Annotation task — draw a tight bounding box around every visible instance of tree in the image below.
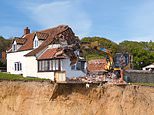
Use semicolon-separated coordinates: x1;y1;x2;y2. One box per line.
0;36;12;52
0;36;12;67
119;41;154;69
81;37;119;60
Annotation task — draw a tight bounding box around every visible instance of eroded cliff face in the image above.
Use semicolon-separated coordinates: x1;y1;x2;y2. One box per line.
0;81;154;115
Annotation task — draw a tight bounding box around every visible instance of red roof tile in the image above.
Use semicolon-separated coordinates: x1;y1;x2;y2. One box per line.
87;59;107;72
18;33;35;51
35;32;48;40
8;25;73;54
38;48;58;60
25;25;70;56
15;38;27;45
38;48;66;60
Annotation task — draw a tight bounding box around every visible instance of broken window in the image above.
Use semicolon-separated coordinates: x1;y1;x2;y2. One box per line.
71;61;85;71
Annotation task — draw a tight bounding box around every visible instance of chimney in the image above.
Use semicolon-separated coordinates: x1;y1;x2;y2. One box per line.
24;27;30;35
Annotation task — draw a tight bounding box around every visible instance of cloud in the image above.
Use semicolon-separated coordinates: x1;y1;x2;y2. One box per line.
23;0;92;38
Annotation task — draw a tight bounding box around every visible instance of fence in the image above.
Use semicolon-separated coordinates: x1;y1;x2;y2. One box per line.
0;67;7;72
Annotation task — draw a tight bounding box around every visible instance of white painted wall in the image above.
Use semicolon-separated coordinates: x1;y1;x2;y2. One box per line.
22;56;37;77
38;40;43;47
23;57;85;80
62;59;86;78
23;56;55;80
7;50;85;81
7;50;32;75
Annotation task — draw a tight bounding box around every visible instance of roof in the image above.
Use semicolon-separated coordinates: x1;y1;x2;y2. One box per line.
25;25;71;56
37;48;66;60
12;37;27;45
8;25;75;55
35;32;48;40
18;33;35;51
142;63;154;69
87;59;107;73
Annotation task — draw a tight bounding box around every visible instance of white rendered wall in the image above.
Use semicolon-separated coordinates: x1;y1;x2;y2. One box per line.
23;56;55;80
37;72;54;81
7;50;85;80
22;56;37;77
62;59;86;78
7;50;32;75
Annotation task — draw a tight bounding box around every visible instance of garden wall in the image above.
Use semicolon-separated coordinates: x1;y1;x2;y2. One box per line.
125;70;154;83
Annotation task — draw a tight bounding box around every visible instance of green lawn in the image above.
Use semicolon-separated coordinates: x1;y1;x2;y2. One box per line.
0;72;50;81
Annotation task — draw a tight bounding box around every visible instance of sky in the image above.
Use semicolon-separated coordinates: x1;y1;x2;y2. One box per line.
0;0;154;43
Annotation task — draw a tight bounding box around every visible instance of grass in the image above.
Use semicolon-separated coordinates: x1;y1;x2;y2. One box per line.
130;82;154;87
0;72;50;81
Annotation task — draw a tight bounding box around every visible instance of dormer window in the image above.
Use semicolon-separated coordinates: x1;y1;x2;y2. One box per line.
12;41;17;52
33;36;39;48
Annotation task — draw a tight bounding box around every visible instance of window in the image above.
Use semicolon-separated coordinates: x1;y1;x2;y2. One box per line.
14;62;22;71
71;61;85;71
13;44;17;51
38;59;61;72
12;41;17;51
34;39;38;48
33;36;39;48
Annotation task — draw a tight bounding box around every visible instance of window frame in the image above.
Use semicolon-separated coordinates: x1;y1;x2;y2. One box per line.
12;41;17;52
33;36;39;48
38;59;62;72
14;62;22;71
71;61;85;71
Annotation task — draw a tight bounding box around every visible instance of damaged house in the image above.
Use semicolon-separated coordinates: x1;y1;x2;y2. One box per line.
7;25;86;81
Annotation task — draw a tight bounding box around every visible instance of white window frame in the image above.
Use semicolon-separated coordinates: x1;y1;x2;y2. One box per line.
33;36;39;48
12;41;17;52
38;59;61;72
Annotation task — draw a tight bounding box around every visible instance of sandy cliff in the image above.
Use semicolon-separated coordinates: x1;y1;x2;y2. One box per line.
0;81;154;115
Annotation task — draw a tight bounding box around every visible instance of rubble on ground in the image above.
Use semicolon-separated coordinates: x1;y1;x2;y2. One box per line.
68;73;127;84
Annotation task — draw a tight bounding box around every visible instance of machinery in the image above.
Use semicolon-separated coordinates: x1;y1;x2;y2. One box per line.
81;41;132;71
114;53;133;70
85;41;133;82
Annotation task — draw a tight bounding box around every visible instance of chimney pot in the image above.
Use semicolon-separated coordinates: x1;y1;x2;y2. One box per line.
24;27;30;34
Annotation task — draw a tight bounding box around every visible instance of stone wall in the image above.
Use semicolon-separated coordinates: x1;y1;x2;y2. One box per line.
125;70;154;83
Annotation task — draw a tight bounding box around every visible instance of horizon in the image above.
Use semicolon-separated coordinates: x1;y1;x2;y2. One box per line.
0;0;154;43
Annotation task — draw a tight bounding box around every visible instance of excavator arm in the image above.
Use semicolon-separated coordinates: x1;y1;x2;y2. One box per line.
81;41;114;71
97;47;113;70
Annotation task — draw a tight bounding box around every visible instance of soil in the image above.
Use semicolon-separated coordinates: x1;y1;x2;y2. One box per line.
0;81;154;115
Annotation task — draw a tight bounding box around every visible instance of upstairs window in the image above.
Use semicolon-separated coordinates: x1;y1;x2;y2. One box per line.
33;36;39;48
12;41;17;52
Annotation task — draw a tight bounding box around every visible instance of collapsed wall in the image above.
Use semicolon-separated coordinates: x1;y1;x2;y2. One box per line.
0;81;154;115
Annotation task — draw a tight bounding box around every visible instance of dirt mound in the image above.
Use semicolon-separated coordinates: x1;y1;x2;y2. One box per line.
0;81;153;115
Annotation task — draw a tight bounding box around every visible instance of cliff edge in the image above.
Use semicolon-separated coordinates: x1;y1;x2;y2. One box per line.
0;81;154;115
